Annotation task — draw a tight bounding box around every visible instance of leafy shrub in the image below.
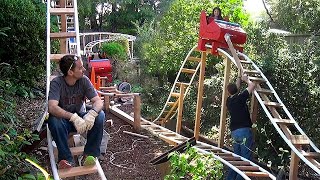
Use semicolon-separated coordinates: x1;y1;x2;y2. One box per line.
101;42;127;60
0;0;46;88
165;146;223;180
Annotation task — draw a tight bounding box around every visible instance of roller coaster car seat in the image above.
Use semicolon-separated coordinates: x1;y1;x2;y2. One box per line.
198;10;247;55
89;59;112;83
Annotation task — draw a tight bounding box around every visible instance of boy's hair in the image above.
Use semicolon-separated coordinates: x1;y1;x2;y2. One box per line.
227;83;238;95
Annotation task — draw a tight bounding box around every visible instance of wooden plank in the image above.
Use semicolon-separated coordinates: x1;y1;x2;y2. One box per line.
256;88;273;95
70;146;84;156
249;77;266;83
290;135;309;145
50;8;75;15
264;101;283;108
229;161;251;166
58;165;98;178
289;150;300;179
219;156;242;161
236;166;260;171
240;60;252;64
244;171;270;177
187;56;201;62
50;32;76;39
175;82;189;87
167;102;176;106
161;132;177;137
243;69;260;75
181;68;196;74
50;54;70;61
273;118;295;125
171;93;180;97
301;151;320;158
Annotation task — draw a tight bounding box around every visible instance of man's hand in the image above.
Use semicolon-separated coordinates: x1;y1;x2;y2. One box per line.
70;113;87;134
241;74;249;82
83;109;98;131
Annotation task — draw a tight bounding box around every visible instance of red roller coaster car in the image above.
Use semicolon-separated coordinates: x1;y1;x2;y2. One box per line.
198;10;247;55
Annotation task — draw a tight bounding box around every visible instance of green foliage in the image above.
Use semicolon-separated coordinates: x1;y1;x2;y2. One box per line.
101;42;127;60
165;146;223;180
0;0;46;88
268;0;320;33
0;80;40;179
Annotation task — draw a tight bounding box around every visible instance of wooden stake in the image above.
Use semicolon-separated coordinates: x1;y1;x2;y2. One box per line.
218;56;230;148
133;94;141;132
176;83;185;133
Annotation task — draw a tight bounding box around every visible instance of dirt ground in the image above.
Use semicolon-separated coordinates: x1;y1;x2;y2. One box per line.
17;96;172;180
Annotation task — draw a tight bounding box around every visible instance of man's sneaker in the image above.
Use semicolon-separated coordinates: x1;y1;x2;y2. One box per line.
81;155;96;166
58;160;74;169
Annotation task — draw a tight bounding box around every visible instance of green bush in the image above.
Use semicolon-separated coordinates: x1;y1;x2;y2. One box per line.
101;42;127;60
0;0;46;87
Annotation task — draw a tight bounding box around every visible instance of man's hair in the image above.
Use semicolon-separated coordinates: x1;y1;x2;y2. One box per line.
59;55;76;76
227;83;238;95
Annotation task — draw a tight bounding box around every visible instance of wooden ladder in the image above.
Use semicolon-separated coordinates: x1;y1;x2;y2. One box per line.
218;47;320;179
153;45;202;125
45;0;106;179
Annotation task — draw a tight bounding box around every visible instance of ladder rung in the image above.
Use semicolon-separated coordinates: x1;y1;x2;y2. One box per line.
256;88;273;95
264;101;283;107
58;165;98;178
290;135;309;145
244;172;270;177
181;68;196;74
50;54;70;61
50;8;75;15
163;110;176;114
240;60;251;64
187;56;201;62
175;82;189;87
70;146;84;156
236;166;259;171
249;77;266;83
167;102;175;106
229;161;251;165
273;118;295;125
243;69;260;75
171;93;180;97
301;151;320;158
220;156;242;161
215;152;232;156
50;32;76;39
161;133;177;137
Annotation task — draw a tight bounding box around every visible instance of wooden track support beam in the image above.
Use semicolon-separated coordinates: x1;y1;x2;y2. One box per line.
176;83;185;133
194;51;207;140
218;55;230;147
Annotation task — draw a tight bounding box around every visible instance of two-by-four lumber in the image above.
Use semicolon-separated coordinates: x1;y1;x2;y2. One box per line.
50;8;75;15
58;165;98;178
50;32;76;39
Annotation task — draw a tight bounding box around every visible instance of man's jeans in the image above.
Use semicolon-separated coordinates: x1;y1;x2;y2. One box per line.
48;111;105;163
226;127;254;180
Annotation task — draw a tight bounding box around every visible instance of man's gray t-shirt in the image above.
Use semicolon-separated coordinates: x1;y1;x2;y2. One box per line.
49;75;97;114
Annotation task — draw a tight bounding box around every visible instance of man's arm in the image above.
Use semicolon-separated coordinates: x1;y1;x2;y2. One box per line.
241;74;256;94
48;100;73;119
90;95;103;113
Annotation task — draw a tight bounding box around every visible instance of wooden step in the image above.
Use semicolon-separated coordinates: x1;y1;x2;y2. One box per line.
240;60;251;64
236;166;259;171
290;135;309;145
181;68;196;74
256;88;273;95
70;146;84;156
244;171;270;177
58;165;98;178
264;101;283;108
301;151;320;158
243;69;260;75
249;77;266;83
187;56;201;62
220;156;242;161
167;102;176;106
273;118;295;125
50;8;75;15
175;82;189;87
215;152;232;156
161;132;177;137
50;54;70;61
171;93;180;97
229;161;251;166
50;32;76;39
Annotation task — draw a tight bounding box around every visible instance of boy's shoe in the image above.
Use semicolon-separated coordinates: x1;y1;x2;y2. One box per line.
58;160;74;169
81;155;96;166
